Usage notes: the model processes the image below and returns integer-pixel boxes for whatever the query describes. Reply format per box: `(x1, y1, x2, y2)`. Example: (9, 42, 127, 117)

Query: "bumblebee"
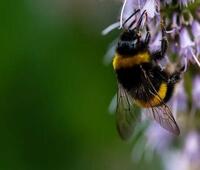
(113, 11, 183, 140)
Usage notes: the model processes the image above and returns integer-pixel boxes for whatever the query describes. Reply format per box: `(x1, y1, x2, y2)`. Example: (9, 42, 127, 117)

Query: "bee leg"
(123, 9, 140, 28)
(168, 73, 181, 85)
(128, 18, 137, 30)
(151, 26, 168, 61)
(168, 66, 184, 85)
(145, 25, 151, 45)
(136, 10, 147, 28)
(160, 26, 168, 57)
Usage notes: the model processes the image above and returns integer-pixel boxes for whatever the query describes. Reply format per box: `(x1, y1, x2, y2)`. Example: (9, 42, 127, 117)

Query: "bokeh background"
(0, 0, 161, 169)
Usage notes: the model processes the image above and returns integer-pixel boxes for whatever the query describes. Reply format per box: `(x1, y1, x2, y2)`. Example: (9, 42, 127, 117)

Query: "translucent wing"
(144, 104, 180, 135)
(140, 66, 180, 135)
(116, 83, 140, 140)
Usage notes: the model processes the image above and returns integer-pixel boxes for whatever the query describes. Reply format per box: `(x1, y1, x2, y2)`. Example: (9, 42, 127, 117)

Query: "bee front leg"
(168, 66, 185, 85)
(151, 26, 168, 61)
(160, 26, 168, 57)
(145, 25, 151, 45)
(168, 73, 181, 85)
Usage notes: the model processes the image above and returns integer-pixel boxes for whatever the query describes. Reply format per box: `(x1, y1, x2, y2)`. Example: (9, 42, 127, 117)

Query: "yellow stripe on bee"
(113, 52, 150, 70)
(135, 83, 167, 108)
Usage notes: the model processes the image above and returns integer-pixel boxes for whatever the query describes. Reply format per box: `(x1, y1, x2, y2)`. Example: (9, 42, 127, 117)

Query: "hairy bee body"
(113, 51, 174, 108)
(111, 11, 182, 139)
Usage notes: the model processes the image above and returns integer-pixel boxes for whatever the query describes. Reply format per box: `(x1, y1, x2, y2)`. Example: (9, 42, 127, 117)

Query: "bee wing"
(116, 83, 139, 140)
(144, 104, 180, 135)
(140, 66, 180, 135)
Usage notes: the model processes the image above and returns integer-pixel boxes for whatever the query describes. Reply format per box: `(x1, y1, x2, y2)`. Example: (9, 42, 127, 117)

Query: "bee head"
(120, 29, 141, 41)
(116, 29, 141, 56)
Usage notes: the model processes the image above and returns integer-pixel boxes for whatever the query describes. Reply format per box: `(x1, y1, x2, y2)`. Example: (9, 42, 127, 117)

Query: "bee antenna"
(122, 9, 140, 28)
(135, 10, 147, 29)
(128, 10, 147, 30)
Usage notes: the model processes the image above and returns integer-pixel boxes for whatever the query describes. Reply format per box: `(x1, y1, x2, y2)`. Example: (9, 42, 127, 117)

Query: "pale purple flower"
(180, 28, 194, 50)
(163, 131, 200, 170)
(192, 75, 200, 109)
(163, 151, 189, 170)
(120, 0, 160, 29)
(108, 93, 117, 114)
(102, 22, 120, 36)
(120, 0, 147, 28)
(170, 81, 188, 114)
(192, 20, 200, 55)
(170, 13, 181, 38)
(163, 0, 172, 5)
(141, 0, 159, 19)
(103, 39, 118, 64)
(178, 0, 195, 6)
(192, 20, 200, 38)
(145, 122, 173, 154)
(149, 31, 162, 51)
(179, 28, 200, 69)
(183, 132, 200, 162)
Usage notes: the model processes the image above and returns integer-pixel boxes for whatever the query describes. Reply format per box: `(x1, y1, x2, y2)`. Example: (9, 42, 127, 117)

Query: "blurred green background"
(0, 0, 161, 169)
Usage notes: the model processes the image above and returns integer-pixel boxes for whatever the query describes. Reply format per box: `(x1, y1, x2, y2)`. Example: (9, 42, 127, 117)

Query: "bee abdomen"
(116, 66, 142, 91)
(134, 82, 168, 108)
